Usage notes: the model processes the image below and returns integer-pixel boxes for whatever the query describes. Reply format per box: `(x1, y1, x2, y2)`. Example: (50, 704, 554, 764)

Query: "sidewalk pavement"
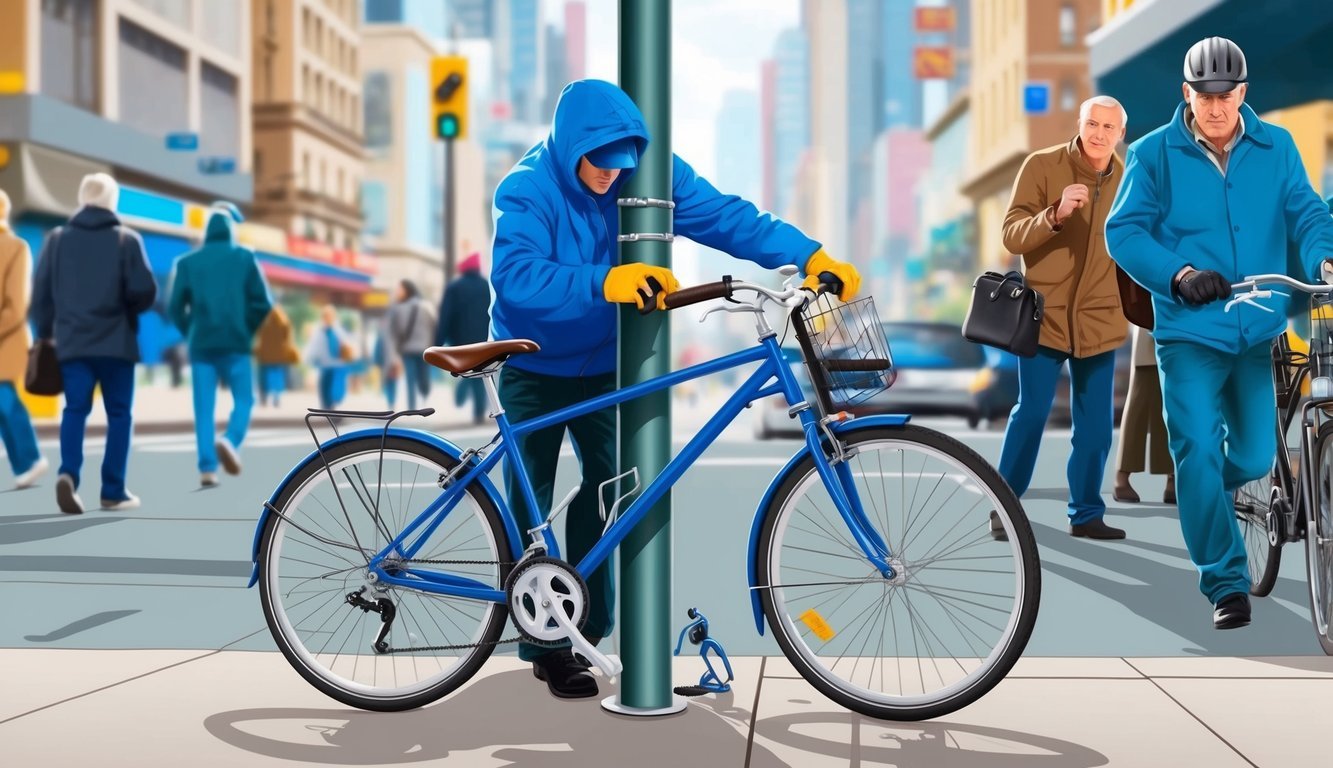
(1, 650, 1327, 766)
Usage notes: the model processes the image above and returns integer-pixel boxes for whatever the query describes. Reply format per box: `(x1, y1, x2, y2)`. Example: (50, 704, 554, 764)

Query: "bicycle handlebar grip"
(663, 281, 732, 310)
(637, 276, 664, 315)
(817, 271, 844, 297)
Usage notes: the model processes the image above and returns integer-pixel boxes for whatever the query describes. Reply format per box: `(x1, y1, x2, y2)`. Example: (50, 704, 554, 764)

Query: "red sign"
(286, 235, 377, 275)
(913, 47, 955, 79)
(914, 7, 956, 32)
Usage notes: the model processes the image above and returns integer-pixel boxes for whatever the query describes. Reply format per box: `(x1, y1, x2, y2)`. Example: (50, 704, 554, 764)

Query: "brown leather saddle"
(422, 339, 540, 375)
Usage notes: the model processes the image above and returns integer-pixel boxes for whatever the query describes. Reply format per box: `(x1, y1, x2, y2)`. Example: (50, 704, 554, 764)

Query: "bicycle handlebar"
(636, 271, 844, 316)
(1231, 274, 1333, 294)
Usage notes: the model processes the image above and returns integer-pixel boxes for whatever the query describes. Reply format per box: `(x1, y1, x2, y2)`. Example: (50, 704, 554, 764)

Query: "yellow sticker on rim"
(799, 609, 836, 642)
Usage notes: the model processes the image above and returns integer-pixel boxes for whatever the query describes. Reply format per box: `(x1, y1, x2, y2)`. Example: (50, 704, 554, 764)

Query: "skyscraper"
(715, 89, 761, 205)
(508, 0, 545, 123)
(449, 0, 495, 38)
(882, 0, 923, 129)
(565, 1, 587, 81)
(772, 27, 809, 220)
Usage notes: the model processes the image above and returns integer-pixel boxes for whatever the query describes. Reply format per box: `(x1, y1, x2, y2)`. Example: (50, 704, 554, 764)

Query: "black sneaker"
(1213, 593, 1251, 630)
(1070, 518, 1126, 540)
(531, 648, 599, 699)
(989, 511, 1007, 541)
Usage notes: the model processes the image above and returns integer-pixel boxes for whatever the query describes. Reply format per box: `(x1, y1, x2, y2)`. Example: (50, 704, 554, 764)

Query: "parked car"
(755, 322, 1018, 438)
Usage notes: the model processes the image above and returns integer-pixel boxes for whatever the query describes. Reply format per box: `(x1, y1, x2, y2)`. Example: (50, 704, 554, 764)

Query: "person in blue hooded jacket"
(489, 79, 860, 699)
(1107, 37, 1333, 631)
(168, 203, 273, 488)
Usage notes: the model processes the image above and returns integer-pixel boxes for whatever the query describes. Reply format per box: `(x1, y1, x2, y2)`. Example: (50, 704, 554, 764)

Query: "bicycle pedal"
(673, 685, 713, 697)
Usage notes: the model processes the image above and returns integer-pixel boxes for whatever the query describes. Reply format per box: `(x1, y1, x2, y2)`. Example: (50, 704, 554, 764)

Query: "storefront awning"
(1090, 0, 1333, 142)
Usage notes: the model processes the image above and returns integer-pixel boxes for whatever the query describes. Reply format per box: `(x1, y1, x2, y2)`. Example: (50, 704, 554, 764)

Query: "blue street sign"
(1023, 83, 1050, 115)
(166, 132, 199, 151)
(197, 156, 236, 175)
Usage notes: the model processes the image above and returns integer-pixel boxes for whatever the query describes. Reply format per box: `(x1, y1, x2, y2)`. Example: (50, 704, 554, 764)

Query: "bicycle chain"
(378, 557, 523, 654)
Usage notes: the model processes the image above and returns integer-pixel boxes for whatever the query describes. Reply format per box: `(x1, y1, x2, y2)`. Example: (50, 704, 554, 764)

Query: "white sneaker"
(200, 472, 219, 488)
(14, 457, 49, 489)
(215, 438, 242, 476)
(101, 492, 141, 511)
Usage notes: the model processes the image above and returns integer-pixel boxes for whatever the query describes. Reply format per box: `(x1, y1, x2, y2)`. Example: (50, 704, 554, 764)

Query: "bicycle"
(247, 266, 1041, 721)
(1226, 273, 1333, 653)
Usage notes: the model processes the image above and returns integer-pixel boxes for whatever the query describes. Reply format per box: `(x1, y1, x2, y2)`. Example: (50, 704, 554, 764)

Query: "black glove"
(1174, 269, 1233, 306)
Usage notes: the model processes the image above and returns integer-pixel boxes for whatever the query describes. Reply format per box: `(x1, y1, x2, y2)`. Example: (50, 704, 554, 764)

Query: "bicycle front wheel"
(1308, 423, 1333, 654)
(756, 424, 1040, 721)
(258, 436, 513, 710)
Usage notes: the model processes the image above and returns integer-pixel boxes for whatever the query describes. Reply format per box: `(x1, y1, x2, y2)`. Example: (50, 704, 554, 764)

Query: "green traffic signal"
(437, 112, 460, 139)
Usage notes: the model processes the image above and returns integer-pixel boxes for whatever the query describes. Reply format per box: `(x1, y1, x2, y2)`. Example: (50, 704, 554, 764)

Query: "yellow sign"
(0, 71, 25, 94)
(913, 47, 954, 80)
(0, 145, 10, 170)
(362, 290, 392, 309)
(430, 56, 469, 140)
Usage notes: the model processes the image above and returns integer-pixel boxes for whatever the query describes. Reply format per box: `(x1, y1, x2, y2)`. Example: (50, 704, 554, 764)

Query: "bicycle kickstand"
(672, 608, 735, 697)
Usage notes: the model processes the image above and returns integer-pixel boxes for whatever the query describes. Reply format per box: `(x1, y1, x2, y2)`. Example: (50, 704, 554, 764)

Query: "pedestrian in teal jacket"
(490, 79, 860, 699)
(1106, 37, 1333, 631)
(168, 204, 273, 488)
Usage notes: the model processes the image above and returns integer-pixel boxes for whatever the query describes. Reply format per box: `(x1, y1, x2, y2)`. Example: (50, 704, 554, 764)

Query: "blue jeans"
(998, 346, 1116, 525)
(0, 382, 40, 476)
(403, 357, 431, 411)
(259, 364, 287, 405)
(191, 354, 255, 473)
(60, 358, 135, 501)
(455, 377, 486, 421)
(318, 368, 347, 410)
(1157, 340, 1273, 604)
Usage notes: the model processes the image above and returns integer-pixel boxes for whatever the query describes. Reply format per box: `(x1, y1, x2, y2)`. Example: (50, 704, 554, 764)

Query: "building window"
(198, 0, 241, 57)
(118, 19, 188, 140)
(364, 71, 392, 150)
(127, 0, 192, 29)
(303, 153, 311, 189)
(1060, 80, 1078, 112)
(1060, 5, 1077, 47)
(40, 0, 98, 112)
(200, 62, 239, 160)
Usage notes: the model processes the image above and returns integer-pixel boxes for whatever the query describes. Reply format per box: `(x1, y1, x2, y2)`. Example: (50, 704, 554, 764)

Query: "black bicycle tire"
(258, 436, 514, 711)
(756, 423, 1041, 721)
(1306, 423, 1333, 654)
(1241, 465, 1283, 598)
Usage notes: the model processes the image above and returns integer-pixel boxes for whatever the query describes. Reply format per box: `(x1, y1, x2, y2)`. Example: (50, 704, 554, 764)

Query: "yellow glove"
(603, 263, 681, 310)
(801, 250, 861, 302)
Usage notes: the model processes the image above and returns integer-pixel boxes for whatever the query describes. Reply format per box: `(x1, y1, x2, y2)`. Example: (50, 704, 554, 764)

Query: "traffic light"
(431, 55, 468, 140)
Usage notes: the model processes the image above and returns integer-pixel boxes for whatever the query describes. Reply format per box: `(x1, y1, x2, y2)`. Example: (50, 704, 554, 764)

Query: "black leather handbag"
(25, 339, 62, 396)
(962, 271, 1044, 358)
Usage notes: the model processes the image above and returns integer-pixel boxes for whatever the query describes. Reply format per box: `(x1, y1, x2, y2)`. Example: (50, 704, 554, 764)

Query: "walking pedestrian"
(385, 280, 437, 411)
(1107, 37, 1333, 629)
(306, 304, 354, 410)
(996, 96, 1131, 541)
(0, 188, 47, 490)
(168, 203, 273, 487)
(435, 251, 491, 423)
(29, 173, 157, 514)
(1114, 326, 1175, 504)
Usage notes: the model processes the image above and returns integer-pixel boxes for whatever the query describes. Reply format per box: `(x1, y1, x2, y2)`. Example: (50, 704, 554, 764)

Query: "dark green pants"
(500, 366, 617, 662)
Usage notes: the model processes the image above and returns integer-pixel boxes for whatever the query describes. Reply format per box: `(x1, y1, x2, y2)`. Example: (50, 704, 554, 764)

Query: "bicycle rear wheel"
(1235, 463, 1282, 598)
(1308, 423, 1333, 654)
(756, 424, 1040, 721)
(258, 436, 513, 710)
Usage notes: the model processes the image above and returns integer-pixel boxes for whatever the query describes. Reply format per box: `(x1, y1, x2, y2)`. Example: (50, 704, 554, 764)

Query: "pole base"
(600, 694, 687, 717)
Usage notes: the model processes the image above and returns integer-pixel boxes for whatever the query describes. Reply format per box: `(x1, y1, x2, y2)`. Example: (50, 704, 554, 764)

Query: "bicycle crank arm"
(537, 581, 622, 679)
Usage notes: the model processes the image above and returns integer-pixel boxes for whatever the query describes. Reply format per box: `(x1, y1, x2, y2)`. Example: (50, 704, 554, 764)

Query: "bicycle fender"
(746, 414, 911, 633)
(247, 428, 521, 588)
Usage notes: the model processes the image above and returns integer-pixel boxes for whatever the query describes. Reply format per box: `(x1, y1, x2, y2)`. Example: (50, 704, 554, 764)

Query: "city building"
(507, 0, 545, 124)
(868, 128, 931, 317)
(918, 90, 976, 322)
(565, 1, 586, 82)
(0, 0, 255, 372)
(363, 0, 446, 36)
(792, 0, 848, 262)
(361, 17, 491, 305)
(767, 27, 808, 220)
(450, 0, 496, 38)
(962, 0, 1101, 271)
(1090, 0, 1333, 143)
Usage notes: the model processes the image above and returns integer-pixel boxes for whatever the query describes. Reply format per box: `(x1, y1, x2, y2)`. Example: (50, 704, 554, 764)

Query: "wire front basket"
(797, 294, 896, 412)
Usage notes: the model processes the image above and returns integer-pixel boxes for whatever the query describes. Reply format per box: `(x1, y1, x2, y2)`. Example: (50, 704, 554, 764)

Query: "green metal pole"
(610, 0, 679, 715)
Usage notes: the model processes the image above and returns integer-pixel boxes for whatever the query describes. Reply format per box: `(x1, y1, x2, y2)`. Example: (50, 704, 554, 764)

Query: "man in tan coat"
(0, 189, 48, 489)
(995, 96, 1130, 541)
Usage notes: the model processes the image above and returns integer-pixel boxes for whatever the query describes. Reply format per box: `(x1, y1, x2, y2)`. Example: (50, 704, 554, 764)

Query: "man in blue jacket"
(168, 204, 273, 488)
(491, 79, 859, 698)
(1107, 37, 1333, 630)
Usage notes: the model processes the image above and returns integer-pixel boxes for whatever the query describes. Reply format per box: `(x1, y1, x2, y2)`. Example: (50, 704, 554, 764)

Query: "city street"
(2, 391, 1332, 765)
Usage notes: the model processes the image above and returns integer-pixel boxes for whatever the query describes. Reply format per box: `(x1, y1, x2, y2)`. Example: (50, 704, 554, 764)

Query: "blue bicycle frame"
(359, 332, 896, 604)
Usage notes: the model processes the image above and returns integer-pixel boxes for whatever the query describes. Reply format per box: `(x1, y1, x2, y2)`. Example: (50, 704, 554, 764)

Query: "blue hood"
(545, 80, 650, 197)
(204, 210, 236, 246)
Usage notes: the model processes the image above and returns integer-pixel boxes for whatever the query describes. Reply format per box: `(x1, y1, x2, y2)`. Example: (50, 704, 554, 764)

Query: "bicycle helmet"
(1183, 37, 1247, 94)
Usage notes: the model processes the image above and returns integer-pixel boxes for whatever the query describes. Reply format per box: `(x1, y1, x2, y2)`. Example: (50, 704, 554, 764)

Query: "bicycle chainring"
(504, 556, 590, 647)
